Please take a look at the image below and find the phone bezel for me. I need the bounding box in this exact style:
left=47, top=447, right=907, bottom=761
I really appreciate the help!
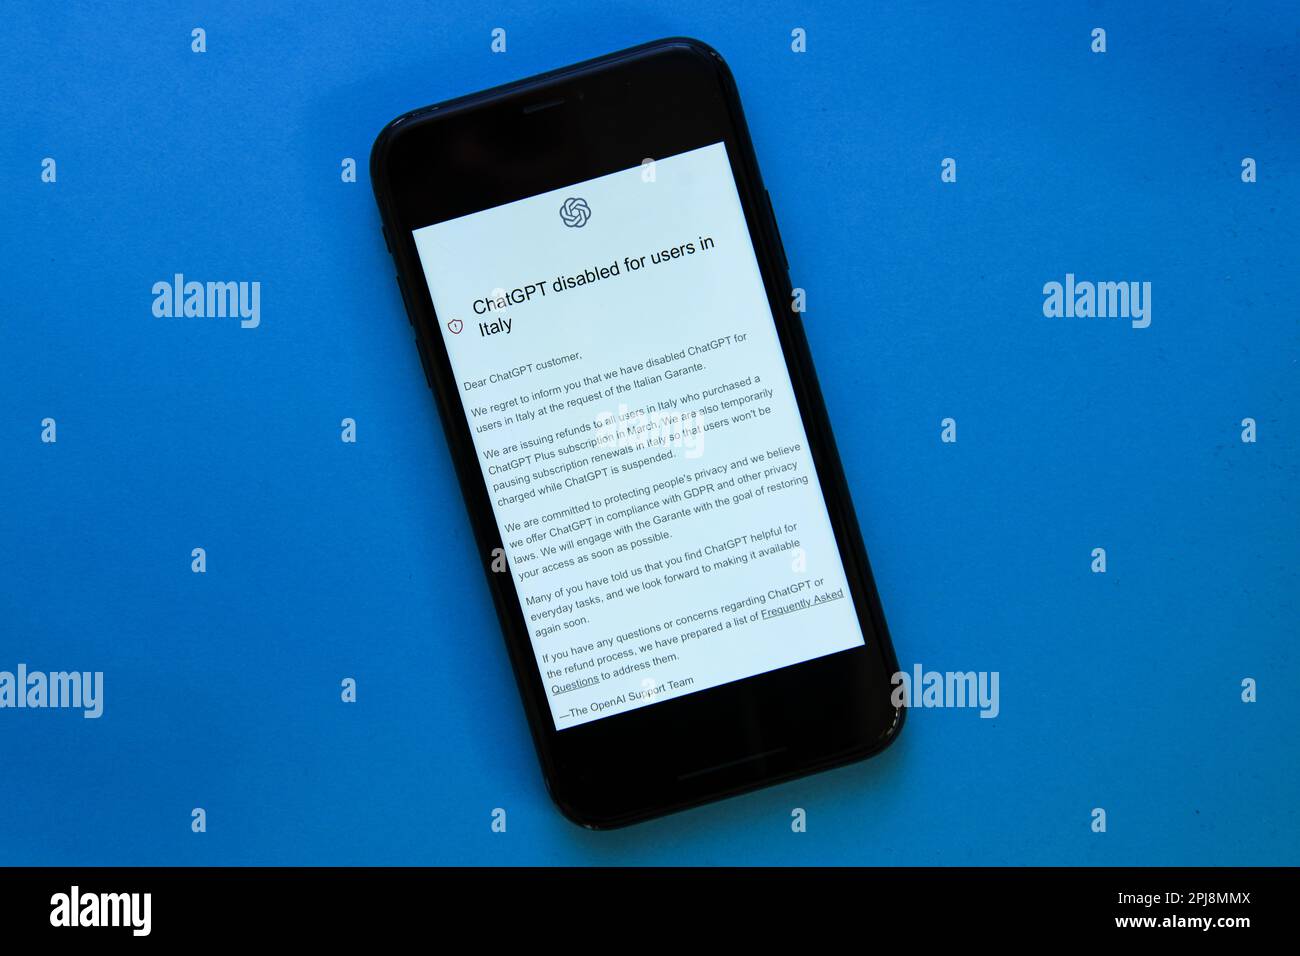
left=371, top=37, right=904, bottom=828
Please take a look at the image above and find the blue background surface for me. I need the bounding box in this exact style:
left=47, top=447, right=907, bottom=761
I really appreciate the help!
left=2, top=2, right=1296, bottom=865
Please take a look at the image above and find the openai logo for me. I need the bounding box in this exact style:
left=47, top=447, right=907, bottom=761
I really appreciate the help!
left=559, top=197, right=591, bottom=228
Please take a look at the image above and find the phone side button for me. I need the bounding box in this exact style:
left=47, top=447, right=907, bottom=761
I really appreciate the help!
left=414, top=337, right=435, bottom=390
left=395, top=275, right=414, bottom=325
left=765, top=190, right=789, bottom=273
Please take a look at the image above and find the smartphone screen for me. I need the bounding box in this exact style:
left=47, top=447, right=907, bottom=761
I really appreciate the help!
left=410, top=141, right=866, bottom=730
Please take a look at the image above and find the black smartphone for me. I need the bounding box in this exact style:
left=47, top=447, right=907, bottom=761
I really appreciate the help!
left=371, top=37, right=903, bottom=828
